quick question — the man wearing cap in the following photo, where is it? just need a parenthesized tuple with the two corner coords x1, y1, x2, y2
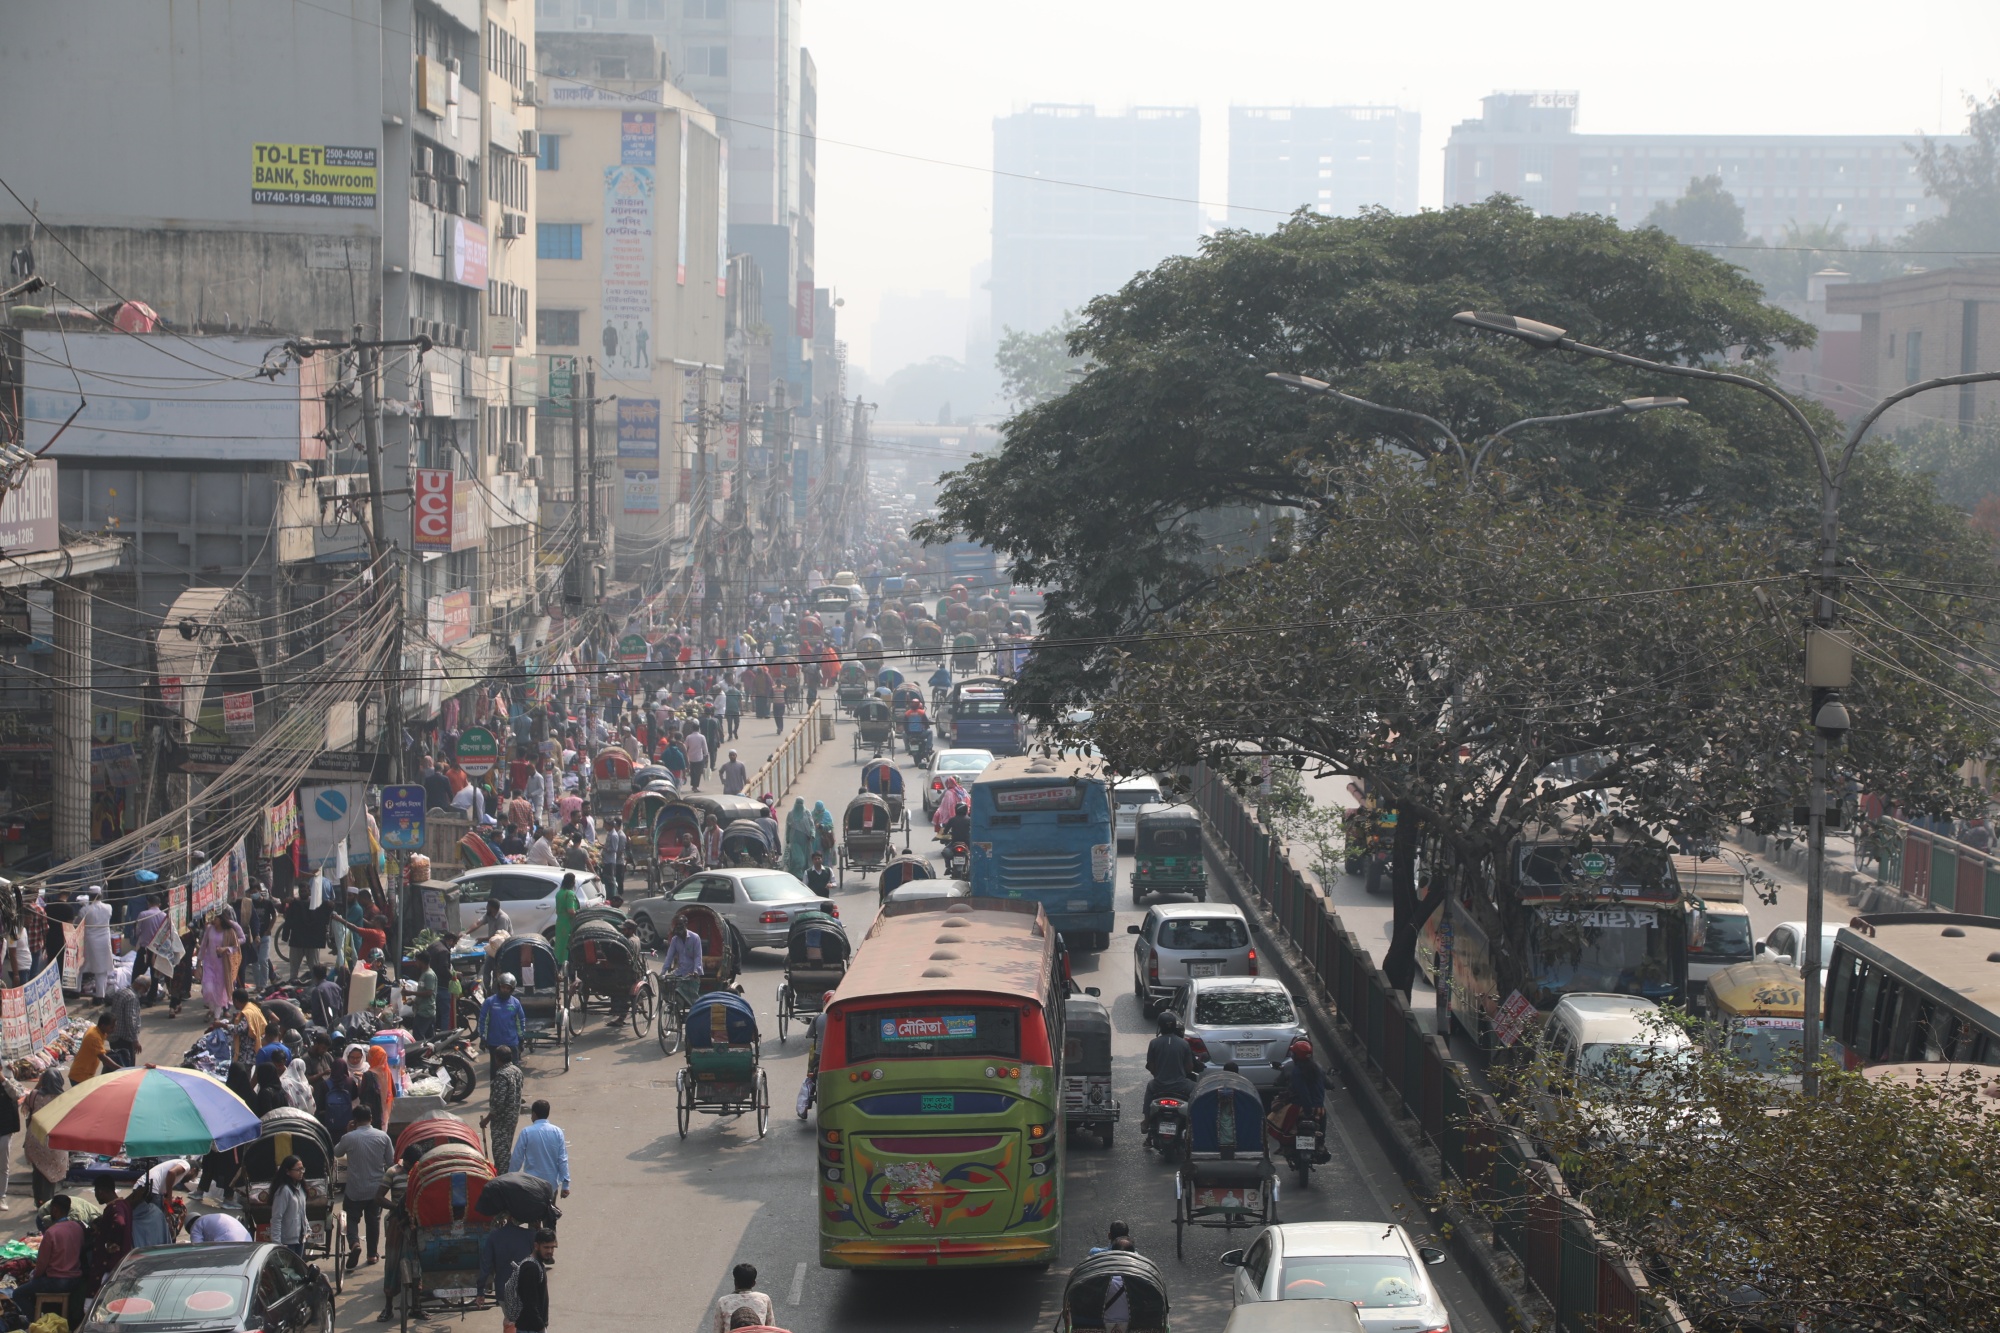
(479, 974, 528, 1074)
(80, 885, 114, 1000)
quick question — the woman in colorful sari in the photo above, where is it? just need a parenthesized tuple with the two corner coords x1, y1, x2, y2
(199, 908, 245, 1022)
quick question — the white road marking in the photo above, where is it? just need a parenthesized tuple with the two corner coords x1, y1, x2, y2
(788, 1260, 806, 1305)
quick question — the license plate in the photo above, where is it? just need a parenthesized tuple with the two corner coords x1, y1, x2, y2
(1233, 1042, 1264, 1060)
(1188, 962, 1219, 978)
(433, 1287, 478, 1300)
(1158, 1122, 1177, 1137)
(1067, 899, 1090, 912)
(1294, 1135, 1317, 1151)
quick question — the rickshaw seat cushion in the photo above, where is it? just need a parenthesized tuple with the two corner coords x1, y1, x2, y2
(1184, 1157, 1270, 1188)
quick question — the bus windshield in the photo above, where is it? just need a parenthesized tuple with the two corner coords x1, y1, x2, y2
(845, 1005, 1022, 1060)
(1526, 905, 1679, 1004)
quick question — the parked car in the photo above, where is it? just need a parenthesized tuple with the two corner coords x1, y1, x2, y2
(1173, 977, 1305, 1092)
(1112, 775, 1165, 848)
(627, 867, 833, 951)
(922, 748, 995, 816)
(1128, 903, 1255, 1016)
(85, 1243, 335, 1333)
(1222, 1222, 1449, 1333)
(453, 865, 606, 937)
(1756, 919, 1840, 988)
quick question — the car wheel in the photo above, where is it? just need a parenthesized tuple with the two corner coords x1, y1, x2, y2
(637, 915, 664, 951)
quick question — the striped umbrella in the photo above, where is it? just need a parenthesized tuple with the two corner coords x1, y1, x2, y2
(28, 1067, 261, 1156)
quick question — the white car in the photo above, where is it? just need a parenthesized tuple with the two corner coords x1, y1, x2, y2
(1757, 920, 1840, 987)
(627, 867, 834, 951)
(1113, 775, 1165, 848)
(453, 865, 607, 938)
(922, 748, 995, 816)
(1224, 1222, 1450, 1332)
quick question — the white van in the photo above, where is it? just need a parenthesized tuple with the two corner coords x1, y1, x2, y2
(1113, 775, 1165, 848)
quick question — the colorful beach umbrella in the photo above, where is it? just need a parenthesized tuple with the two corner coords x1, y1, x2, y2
(28, 1067, 260, 1156)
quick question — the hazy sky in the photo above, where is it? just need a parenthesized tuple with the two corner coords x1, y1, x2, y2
(803, 0, 2000, 377)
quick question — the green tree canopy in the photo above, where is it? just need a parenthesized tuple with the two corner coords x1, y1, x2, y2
(994, 313, 1083, 410)
(1907, 91, 2000, 258)
(1645, 174, 1747, 246)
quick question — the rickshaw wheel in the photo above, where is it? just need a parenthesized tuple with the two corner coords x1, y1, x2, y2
(1174, 1192, 1186, 1260)
(632, 977, 656, 1036)
(851, 734, 861, 762)
(676, 1071, 693, 1139)
(776, 985, 793, 1042)
(559, 1003, 572, 1072)
(755, 1069, 771, 1137)
(331, 1219, 345, 1293)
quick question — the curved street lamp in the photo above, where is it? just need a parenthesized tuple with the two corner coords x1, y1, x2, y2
(1453, 308, 2000, 1092)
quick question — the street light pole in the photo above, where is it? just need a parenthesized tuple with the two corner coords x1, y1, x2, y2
(1450, 309, 2000, 1092)
(1264, 372, 1687, 485)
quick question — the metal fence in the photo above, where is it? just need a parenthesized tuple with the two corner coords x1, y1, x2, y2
(1877, 815, 2000, 915)
(1188, 762, 1663, 1333)
(751, 702, 824, 804)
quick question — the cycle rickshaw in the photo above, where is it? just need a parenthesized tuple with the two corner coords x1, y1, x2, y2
(568, 916, 657, 1037)
(836, 660, 869, 714)
(395, 1144, 497, 1332)
(675, 991, 770, 1140)
(911, 619, 944, 663)
(719, 818, 779, 867)
(1172, 1068, 1278, 1258)
(1054, 1250, 1170, 1333)
(656, 901, 740, 1056)
(488, 932, 570, 1070)
(775, 909, 848, 1042)
(875, 854, 935, 903)
(837, 791, 897, 888)
(853, 696, 896, 761)
(239, 1108, 346, 1288)
(859, 758, 910, 830)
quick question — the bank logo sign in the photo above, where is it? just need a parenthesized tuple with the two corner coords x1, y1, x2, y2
(252, 143, 379, 209)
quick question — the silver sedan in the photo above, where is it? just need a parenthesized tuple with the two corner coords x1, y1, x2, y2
(1172, 977, 1306, 1092)
(627, 867, 834, 951)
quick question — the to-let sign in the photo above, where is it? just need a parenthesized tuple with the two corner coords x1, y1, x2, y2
(413, 468, 453, 551)
(251, 143, 379, 209)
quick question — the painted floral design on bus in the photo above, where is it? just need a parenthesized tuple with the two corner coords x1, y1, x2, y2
(1012, 1177, 1055, 1227)
(849, 1138, 1017, 1231)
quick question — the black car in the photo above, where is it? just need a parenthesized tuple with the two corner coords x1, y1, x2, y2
(85, 1244, 334, 1333)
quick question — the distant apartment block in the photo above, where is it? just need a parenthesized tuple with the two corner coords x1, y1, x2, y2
(1228, 105, 1420, 228)
(990, 104, 1200, 338)
(1443, 92, 1960, 244)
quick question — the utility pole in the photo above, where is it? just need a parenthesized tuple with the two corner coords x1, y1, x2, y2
(353, 328, 403, 789)
(584, 359, 600, 553)
(570, 360, 585, 545)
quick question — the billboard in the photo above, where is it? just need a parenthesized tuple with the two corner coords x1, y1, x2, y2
(622, 470, 660, 515)
(0, 461, 58, 555)
(617, 399, 662, 460)
(251, 142, 378, 209)
(601, 165, 656, 377)
(621, 111, 656, 166)
(449, 217, 489, 289)
(413, 468, 453, 551)
(23, 332, 312, 461)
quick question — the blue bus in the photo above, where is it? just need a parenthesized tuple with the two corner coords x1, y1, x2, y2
(969, 756, 1115, 950)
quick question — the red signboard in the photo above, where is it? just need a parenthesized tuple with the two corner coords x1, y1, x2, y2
(222, 691, 256, 734)
(413, 467, 453, 551)
(439, 588, 473, 646)
(450, 217, 489, 289)
(796, 280, 814, 338)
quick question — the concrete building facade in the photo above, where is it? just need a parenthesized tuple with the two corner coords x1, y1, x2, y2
(1444, 92, 1958, 244)
(1228, 105, 1421, 228)
(990, 104, 1201, 340)
(1825, 266, 2000, 431)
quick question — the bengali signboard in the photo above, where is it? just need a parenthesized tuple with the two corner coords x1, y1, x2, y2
(622, 470, 659, 515)
(617, 399, 661, 460)
(600, 164, 656, 378)
(621, 111, 656, 166)
(223, 691, 256, 734)
(378, 784, 427, 851)
(265, 793, 300, 853)
(456, 726, 500, 778)
(61, 922, 82, 992)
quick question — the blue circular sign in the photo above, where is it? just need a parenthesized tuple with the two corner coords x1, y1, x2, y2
(314, 788, 349, 824)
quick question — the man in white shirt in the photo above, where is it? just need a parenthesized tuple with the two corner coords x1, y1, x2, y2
(527, 831, 558, 866)
(451, 782, 485, 824)
(683, 728, 710, 790)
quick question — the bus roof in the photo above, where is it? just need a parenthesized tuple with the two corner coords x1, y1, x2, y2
(1842, 912, 2000, 1030)
(836, 898, 1057, 1009)
(974, 754, 1110, 787)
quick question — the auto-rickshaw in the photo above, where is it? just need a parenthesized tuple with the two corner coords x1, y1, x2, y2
(1131, 805, 1206, 905)
(1062, 993, 1119, 1147)
(1702, 959, 1808, 1083)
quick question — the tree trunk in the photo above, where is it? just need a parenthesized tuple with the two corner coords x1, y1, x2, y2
(1382, 812, 1447, 996)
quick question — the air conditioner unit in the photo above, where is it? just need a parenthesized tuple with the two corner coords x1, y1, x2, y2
(500, 212, 527, 240)
(525, 456, 542, 481)
(520, 80, 539, 107)
(415, 178, 437, 206)
(519, 128, 539, 158)
(418, 145, 435, 176)
(439, 154, 460, 182)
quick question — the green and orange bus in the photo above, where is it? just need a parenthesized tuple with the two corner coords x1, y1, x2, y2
(815, 897, 1067, 1269)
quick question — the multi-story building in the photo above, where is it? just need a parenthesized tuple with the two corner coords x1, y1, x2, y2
(0, 0, 547, 852)
(533, 0, 811, 409)
(534, 34, 729, 567)
(1228, 105, 1421, 228)
(1443, 92, 1959, 244)
(1824, 266, 2000, 430)
(990, 104, 1201, 340)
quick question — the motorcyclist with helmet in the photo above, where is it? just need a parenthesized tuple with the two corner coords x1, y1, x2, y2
(1142, 1010, 1203, 1141)
(1267, 1036, 1332, 1163)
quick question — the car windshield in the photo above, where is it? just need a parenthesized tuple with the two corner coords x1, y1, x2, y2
(1116, 790, 1161, 808)
(1688, 911, 1754, 961)
(938, 754, 991, 772)
(742, 874, 806, 903)
(1578, 1041, 1694, 1091)
(1159, 917, 1248, 951)
(1525, 906, 1679, 1003)
(1142, 826, 1199, 853)
(474, 874, 556, 903)
(959, 698, 1009, 718)
(1193, 989, 1293, 1027)
(1725, 1018, 1806, 1073)
(92, 1270, 252, 1329)
(1278, 1255, 1425, 1306)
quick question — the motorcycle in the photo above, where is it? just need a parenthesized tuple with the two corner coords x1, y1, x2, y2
(411, 1028, 480, 1104)
(1280, 1106, 1328, 1188)
(942, 841, 969, 878)
(905, 727, 934, 767)
(1142, 1091, 1190, 1158)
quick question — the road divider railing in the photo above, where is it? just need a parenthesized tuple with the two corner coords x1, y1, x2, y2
(1187, 761, 1679, 1333)
(752, 702, 824, 804)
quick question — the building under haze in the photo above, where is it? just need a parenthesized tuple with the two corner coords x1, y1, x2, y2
(1444, 92, 1957, 244)
(1228, 106, 1421, 228)
(989, 104, 1200, 340)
